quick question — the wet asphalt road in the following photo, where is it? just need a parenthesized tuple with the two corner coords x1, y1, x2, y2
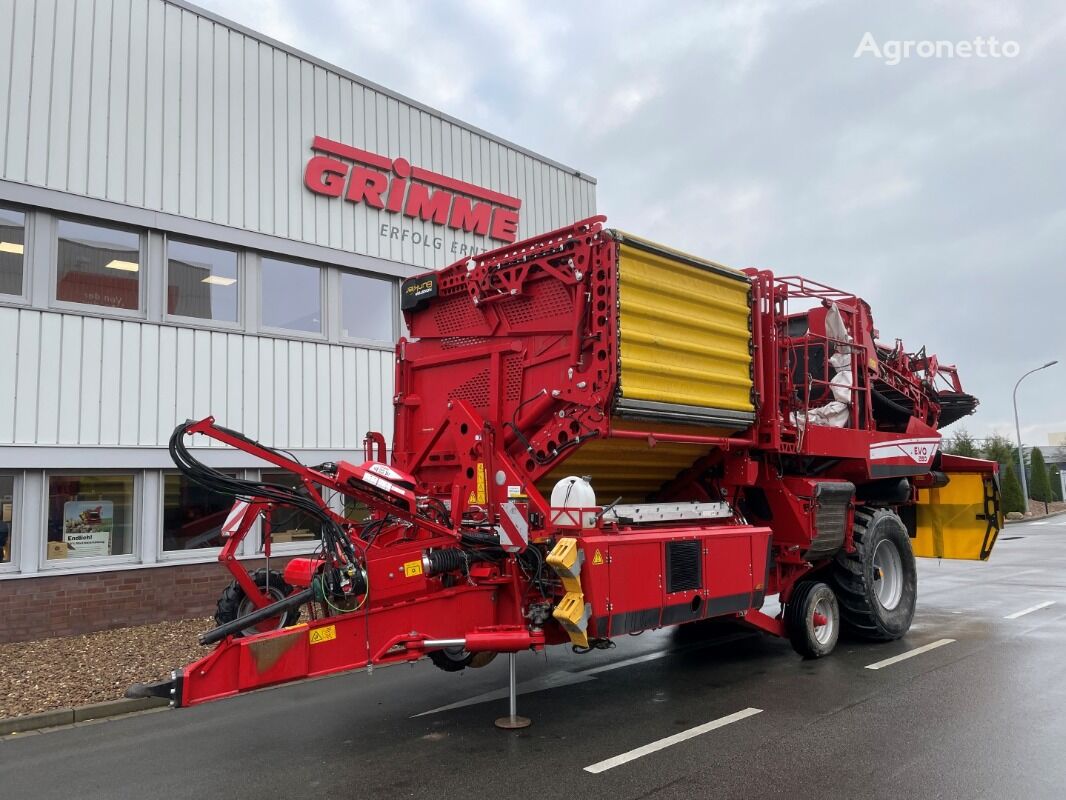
(3, 517, 1065, 800)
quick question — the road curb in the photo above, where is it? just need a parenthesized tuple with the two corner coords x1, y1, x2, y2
(1006, 508, 1066, 525)
(0, 697, 169, 736)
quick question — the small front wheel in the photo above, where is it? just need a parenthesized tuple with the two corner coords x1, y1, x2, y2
(427, 646, 498, 672)
(785, 581, 840, 659)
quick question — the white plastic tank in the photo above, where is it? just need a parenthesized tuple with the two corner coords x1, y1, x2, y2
(550, 476, 598, 529)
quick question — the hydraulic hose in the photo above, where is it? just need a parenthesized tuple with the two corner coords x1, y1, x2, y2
(199, 586, 316, 646)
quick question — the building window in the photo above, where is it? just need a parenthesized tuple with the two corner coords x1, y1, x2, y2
(261, 470, 322, 546)
(0, 206, 25, 296)
(341, 273, 394, 342)
(166, 239, 239, 323)
(260, 257, 322, 333)
(46, 474, 135, 561)
(0, 475, 13, 564)
(162, 473, 234, 552)
(56, 219, 141, 310)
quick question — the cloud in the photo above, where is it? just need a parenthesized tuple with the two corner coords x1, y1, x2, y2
(198, 0, 1066, 445)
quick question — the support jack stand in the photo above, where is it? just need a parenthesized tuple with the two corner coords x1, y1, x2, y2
(494, 652, 531, 730)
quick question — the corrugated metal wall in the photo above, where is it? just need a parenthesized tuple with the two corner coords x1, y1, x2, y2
(0, 306, 394, 449)
(0, 0, 596, 271)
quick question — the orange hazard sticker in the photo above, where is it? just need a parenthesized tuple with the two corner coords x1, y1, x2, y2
(403, 559, 423, 578)
(309, 625, 337, 645)
(592, 549, 605, 566)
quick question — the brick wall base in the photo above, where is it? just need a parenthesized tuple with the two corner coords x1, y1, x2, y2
(1, 559, 294, 644)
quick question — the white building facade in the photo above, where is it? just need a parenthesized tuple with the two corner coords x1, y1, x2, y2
(0, 0, 595, 618)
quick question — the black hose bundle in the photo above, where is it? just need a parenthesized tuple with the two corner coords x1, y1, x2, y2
(168, 421, 359, 567)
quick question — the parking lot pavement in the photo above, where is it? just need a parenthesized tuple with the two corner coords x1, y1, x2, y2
(3, 519, 1065, 800)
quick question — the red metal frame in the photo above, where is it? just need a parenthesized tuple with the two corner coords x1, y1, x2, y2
(166, 217, 998, 708)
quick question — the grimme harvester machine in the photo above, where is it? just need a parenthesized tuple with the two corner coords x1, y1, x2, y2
(133, 216, 1001, 714)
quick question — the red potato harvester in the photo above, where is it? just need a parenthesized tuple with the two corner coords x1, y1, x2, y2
(130, 216, 1001, 721)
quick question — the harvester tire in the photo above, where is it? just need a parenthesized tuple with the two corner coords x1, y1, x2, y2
(785, 580, 839, 659)
(427, 647, 498, 672)
(213, 569, 301, 636)
(832, 507, 916, 640)
(428, 646, 474, 672)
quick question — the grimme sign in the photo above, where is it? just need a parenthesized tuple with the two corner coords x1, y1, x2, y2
(303, 136, 523, 247)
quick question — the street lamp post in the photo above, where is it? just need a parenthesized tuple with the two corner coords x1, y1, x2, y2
(1013, 360, 1058, 507)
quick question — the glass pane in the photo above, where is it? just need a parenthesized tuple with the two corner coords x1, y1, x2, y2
(46, 474, 135, 560)
(341, 273, 394, 342)
(167, 240, 239, 322)
(261, 470, 323, 545)
(56, 220, 141, 310)
(162, 473, 234, 551)
(0, 475, 12, 563)
(261, 258, 321, 333)
(0, 207, 25, 296)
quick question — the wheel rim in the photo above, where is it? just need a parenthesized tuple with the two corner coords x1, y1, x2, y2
(441, 645, 470, 662)
(237, 586, 288, 634)
(872, 538, 904, 611)
(812, 595, 835, 645)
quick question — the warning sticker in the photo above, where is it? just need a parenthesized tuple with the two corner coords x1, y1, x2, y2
(403, 559, 423, 578)
(592, 549, 605, 566)
(309, 625, 337, 645)
(476, 462, 487, 503)
(507, 485, 527, 499)
(467, 463, 488, 505)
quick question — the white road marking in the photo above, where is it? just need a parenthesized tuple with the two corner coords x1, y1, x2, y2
(1004, 600, 1055, 620)
(411, 670, 596, 717)
(412, 632, 757, 718)
(582, 632, 754, 677)
(583, 708, 763, 774)
(864, 638, 955, 670)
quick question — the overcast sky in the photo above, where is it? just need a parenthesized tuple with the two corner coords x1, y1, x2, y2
(199, 0, 1066, 447)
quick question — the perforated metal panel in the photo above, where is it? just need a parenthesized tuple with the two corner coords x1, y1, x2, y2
(500, 279, 573, 327)
(666, 540, 702, 593)
(447, 368, 491, 409)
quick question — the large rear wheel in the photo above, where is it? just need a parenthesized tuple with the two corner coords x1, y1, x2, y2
(832, 507, 917, 640)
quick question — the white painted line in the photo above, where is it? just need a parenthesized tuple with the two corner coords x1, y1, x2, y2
(583, 708, 762, 774)
(864, 638, 955, 670)
(581, 649, 672, 676)
(1004, 600, 1055, 620)
(581, 632, 755, 677)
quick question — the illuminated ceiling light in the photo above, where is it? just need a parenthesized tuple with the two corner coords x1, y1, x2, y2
(105, 259, 140, 272)
(201, 275, 237, 286)
(0, 241, 24, 254)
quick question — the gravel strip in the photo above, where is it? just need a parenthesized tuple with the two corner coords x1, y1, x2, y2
(0, 618, 212, 718)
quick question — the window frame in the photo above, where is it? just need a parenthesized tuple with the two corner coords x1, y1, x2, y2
(0, 472, 20, 574)
(0, 203, 32, 305)
(257, 254, 328, 341)
(163, 234, 244, 331)
(50, 216, 147, 318)
(39, 470, 141, 571)
(337, 269, 398, 349)
(156, 469, 243, 562)
(250, 468, 328, 556)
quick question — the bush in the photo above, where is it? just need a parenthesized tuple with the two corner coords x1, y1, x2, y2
(1029, 448, 1051, 499)
(1001, 464, 1026, 514)
(981, 433, 1018, 475)
(944, 428, 980, 457)
(1029, 448, 1053, 512)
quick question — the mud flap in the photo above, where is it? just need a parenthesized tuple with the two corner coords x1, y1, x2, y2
(912, 464, 1002, 561)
